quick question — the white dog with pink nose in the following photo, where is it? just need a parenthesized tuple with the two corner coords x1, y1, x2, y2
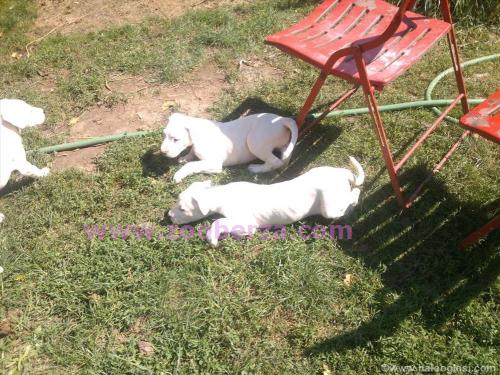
(169, 157, 364, 246)
(0, 99, 50, 223)
(160, 112, 298, 182)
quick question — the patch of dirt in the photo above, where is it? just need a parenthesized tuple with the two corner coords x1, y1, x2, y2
(50, 62, 228, 172)
(237, 58, 285, 88)
(48, 58, 283, 172)
(33, 0, 246, 36)
(29, 0, 282, 173)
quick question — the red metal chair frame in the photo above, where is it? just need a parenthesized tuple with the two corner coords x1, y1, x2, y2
(265, 0, 469, 208)
(457, 90, 500, 250)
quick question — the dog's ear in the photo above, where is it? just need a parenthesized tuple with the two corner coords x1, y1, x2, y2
(0, 99, 31, 129)
(193, 189, 213, 216)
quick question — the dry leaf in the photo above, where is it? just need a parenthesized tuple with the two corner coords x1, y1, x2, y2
(323, 363, 333, 375)
(162, 100, 176, 111)
(0, 320, 12, 337)
(69, 117, 79, 126)
(112, 329, 127, 344)
(11, 51, 22, 59)
(343, 273, 353, 287)
(87, 293, 101, 303)
(138, 340, 155, 355)
(129, 317, 147, 334)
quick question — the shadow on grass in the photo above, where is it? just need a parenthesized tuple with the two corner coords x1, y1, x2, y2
(0, 176, 36, 198)
(141, 148, 176, 178)
(304, 165, 499, 356)
(221, 96, 296, 121)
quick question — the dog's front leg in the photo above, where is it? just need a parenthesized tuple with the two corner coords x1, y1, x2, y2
(207, 218, 258, 246)
(173, 160, 223, 183)
(16, 160, 50, 178)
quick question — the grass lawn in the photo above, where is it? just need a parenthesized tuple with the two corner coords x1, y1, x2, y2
(1, 0, 499, 373)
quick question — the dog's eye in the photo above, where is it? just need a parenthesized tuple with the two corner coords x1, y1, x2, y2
(178, 206, 186, 212)
(170, 137, 179, 142)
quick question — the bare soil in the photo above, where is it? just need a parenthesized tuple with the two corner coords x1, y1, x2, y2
(33, 0, 246, 36)
(31, 0, 281, 173)
(49, 59, 283, 172)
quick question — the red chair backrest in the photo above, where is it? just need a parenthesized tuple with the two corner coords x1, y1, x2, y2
(358, 0, 452, 53)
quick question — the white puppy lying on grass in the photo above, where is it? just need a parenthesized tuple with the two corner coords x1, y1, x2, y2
(169, 157, 364, 246)
(0, 99, 50, 223)
(160, 112, 298, 183)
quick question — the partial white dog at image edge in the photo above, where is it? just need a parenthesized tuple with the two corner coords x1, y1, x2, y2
(0, 99, 50, 223)
(169, 157, 365, 246)
(160, 112, 298, 182)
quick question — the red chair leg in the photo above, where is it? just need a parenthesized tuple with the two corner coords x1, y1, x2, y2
(355, 50, 405, 207)
(298, 86, 359, 138)
(297, 72, 330, 128)
(441, 0, 469, 114)
(459, 215, 500, 250)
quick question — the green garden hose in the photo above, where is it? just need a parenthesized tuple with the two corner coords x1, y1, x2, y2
(424, 53, 500, 123)
(32, 54, 499, 154)
(35, 130, 152, 154)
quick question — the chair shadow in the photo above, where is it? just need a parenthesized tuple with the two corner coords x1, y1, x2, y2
(304, 165, 499, 356)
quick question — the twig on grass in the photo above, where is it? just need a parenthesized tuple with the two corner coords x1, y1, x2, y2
(25, 10, 101, 56)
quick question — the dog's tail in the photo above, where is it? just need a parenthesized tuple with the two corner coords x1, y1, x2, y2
(348, 156, 365, 187)
(280, 118, 299, 164)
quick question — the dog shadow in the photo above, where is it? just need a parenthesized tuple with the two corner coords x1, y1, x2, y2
(140, 148, 177, 178)
(220, 97, 296, 122)
(0, 176, 37, 199)
(303, 164, 499, 356)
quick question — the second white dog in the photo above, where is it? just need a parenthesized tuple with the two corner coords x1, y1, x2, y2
(160, 113, 298, 183)
(0, 99, 50, 223)
(169, 157, 364, 246)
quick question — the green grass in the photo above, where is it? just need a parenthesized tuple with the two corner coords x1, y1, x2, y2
(1, 0, 499, 373)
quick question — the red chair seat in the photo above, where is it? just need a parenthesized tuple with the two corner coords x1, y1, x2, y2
(459, 90, 500, 145)
(266, 0, 450, 89)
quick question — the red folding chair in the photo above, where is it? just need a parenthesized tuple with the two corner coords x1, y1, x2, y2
(457, 90, 500, 250)
(265, 0, 469, 208)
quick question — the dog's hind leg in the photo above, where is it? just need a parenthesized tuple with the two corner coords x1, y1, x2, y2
(247, 129, 288, 173)
(350, 188, 361, 207)
(247, 155, 284, 173)
(246, 144, 285, 173)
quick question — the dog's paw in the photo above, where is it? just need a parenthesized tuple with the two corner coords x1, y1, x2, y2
(0, 213, 5, 223)
(40, 167, 50, 177)
(207, 230, 219, 247)
(248, 163, 265, 173)
(173, 171, 186, 183)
